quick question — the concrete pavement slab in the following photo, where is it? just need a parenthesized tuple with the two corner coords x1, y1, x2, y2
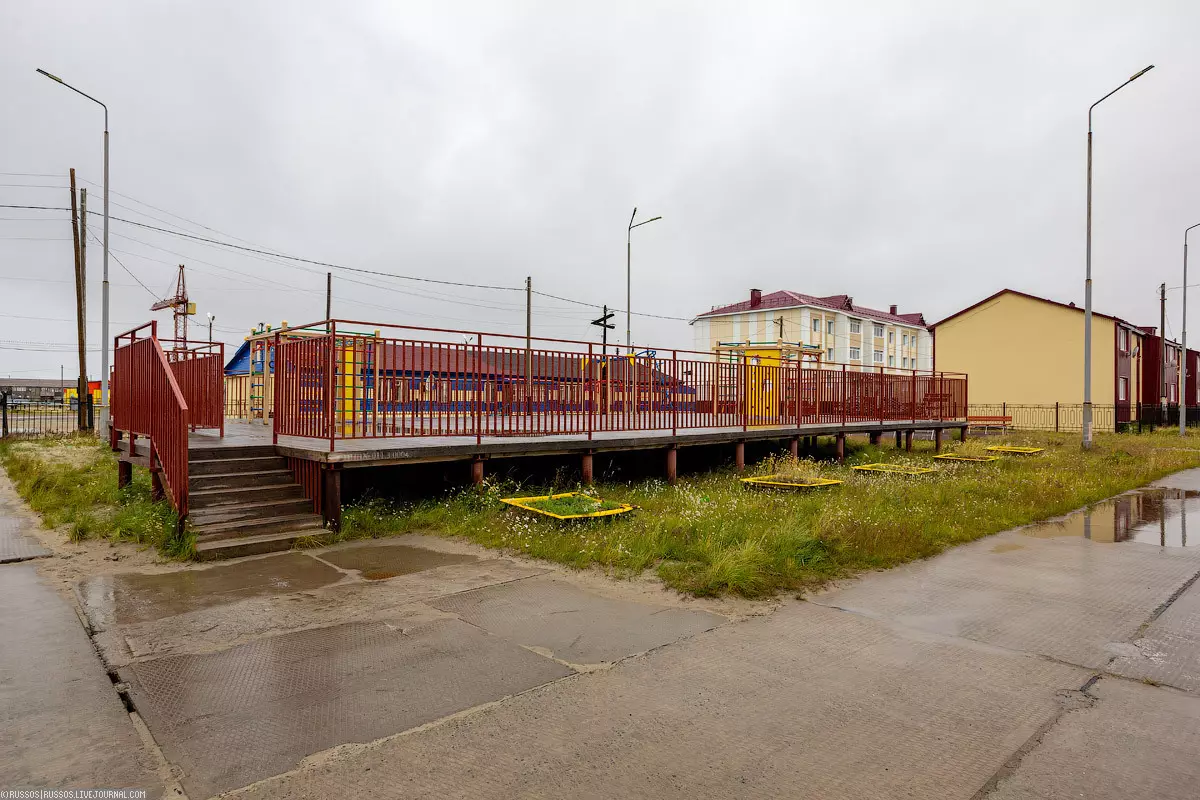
(988, 677, 1200, 800)
(1109, 573, 1200, 691)
(0, 476, 49, 563)
(120, 616, 574, 798)
(430, 574, 727, 666)
(227, 602, 1087, 800)
(812, 528, 1200, 669)
(314, 540, 479, 578)
(77, 551, 344, 628)
(0, 564, 158, 792)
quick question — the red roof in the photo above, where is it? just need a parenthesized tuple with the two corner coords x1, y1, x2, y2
(694, 290, 928, 328)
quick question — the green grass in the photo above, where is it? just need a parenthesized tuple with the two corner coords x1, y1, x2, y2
(339, 429, 1200, 598)
(522, 493, 626, 517)
(0, 435, 194, 558)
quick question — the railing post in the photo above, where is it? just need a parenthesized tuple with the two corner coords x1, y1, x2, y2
(218, 342, 226, 437)
(742, 353, 749, 432)
(587, 343, 594, 441)
(475, 334, 483, 445)
(912, 369, 917, 422)
(327, 321, 336, 452)
(879, 365, 884, 425)
(671, 350, 678, 436)
(272, 333, 281, 445)
(796, 362, 802, 429)
(841, 364, 847, 426)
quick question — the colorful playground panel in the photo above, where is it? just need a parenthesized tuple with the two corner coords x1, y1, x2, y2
(985, 446, 1045, 455)
(932, 454, 1001, 463)
(740, 475, 843, 490)
(499, 492, 635, 520)
(851, 463, 936, 475)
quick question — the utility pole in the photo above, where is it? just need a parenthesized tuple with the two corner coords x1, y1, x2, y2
(591, 305, 616, 420)
(1162, 282, 1168, 419)
(325, 271, 332, 331)
(525, 276, 532, 418)
(68, 170, 87, 432)
(777, 315, 785, 340)
(626, 208, 662, 353)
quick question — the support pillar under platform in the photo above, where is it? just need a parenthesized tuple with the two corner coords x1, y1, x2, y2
(117, 460, 132, 489)
(470, 456, 484, 489)
(934, 428, 943, 453)
(905, 430, 913, 452)
(734, 441, 745, 472)
(960, 426, 968, 442)
(581, 452, 594, 485)
(666, 446, 678, 484)
(789, 437, 799, 459)
(836, 432, 845, 464)
(322, 464, 343, 533)
(895, 430, 902, 448)
(869, 432, 881, 446)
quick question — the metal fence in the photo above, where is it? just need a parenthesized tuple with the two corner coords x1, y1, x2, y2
(968, 403, 1127, 433)
(0, 394, 93, 438)
(269, 319, 970, 449)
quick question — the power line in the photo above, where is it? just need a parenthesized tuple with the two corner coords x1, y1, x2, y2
(87, 231, 159, 301)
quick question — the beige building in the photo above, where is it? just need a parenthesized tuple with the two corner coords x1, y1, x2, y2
(691, 289, 933, 371)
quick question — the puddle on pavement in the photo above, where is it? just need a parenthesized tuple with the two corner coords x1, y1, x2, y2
(316, 543, 479, 579)
(1021, 488, 1200, 547)
(80, 553, 343, 626)
(991, 542, 1025, 553)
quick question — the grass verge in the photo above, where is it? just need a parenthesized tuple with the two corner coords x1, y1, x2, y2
(0, 435, 194, 558)
(338, 429, 1200, 598)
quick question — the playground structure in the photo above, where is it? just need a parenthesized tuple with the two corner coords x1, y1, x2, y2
(259, 319, 967, 449)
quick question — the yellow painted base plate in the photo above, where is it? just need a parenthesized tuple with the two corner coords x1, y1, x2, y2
(985, 446, 1045, 454)
(852, 463, 936, 475)
(933, 454, 1001, 463)
(500, 492, 635, 520)
(741, 475, 843, 489)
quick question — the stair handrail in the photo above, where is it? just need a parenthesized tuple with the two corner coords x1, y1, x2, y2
(112, 321, 191, 520)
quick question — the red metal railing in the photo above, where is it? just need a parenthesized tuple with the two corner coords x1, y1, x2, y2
(162, 340, 225, 435)
(268, 319, 968, 448)
(110, 322, 191, 516)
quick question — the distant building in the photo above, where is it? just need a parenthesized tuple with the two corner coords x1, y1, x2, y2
(691, 289, 933, 371)
(0, 378, 74, 403)
(931, 289, 1148, 423)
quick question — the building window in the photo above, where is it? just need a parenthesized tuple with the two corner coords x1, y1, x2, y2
(826, 347, 834, 361)
(1170, 384, 1178, 403)
(849, 319, 861, 334)
(888, 331, 894, 344)
(1118, 328, 1129, 353)
(812, 318, 820, 332)
(827, 320, 835, 335)
(888, 355, 895, 367)
(848, 347, 861, 361)
(873, 323, 884, 338)
(873, 349, 884, 364)
(902, 334, 908, 347)
(1118, 377, 1128, 402)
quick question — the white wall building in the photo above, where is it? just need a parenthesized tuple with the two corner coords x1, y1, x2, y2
(691, 289, 933, 372)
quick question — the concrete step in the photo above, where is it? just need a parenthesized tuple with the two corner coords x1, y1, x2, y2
(189, 498, 316, 526)
(189, 456, 288, 476)
(189, 469, 294, 492)
(195, 528, 328, 561)
(192, 513, 326, 542)
(187, 444, 277, 460)
(189, 483, 307, 510)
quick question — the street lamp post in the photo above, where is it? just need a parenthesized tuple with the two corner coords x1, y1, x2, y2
(37, 68, 110, 409)
(1182, 224, 1200, 435)
(1083, 64, 1154, 450)
(626, 207, 662, 353)
(207, 312, 216, 344)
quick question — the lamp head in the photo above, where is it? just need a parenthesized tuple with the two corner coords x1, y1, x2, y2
(1130, 64, 1155, 81)
(36, 68, 63, 83)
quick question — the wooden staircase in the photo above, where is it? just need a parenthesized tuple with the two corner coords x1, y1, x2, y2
(188, 444, 325, 560)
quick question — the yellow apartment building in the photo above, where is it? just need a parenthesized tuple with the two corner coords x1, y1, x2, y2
(691, 289, 933, 372)
(932, 289, 1145, 420)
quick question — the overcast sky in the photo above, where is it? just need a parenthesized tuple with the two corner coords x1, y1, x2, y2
(2, 1, 1198, 378)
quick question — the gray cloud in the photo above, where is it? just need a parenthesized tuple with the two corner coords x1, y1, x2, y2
(2, 0, 1198, 378)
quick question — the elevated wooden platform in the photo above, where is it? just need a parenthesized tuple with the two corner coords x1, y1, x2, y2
(192, 419, 963, 466)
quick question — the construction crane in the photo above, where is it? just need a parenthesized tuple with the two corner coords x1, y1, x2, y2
(150, 264, 196, 344)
